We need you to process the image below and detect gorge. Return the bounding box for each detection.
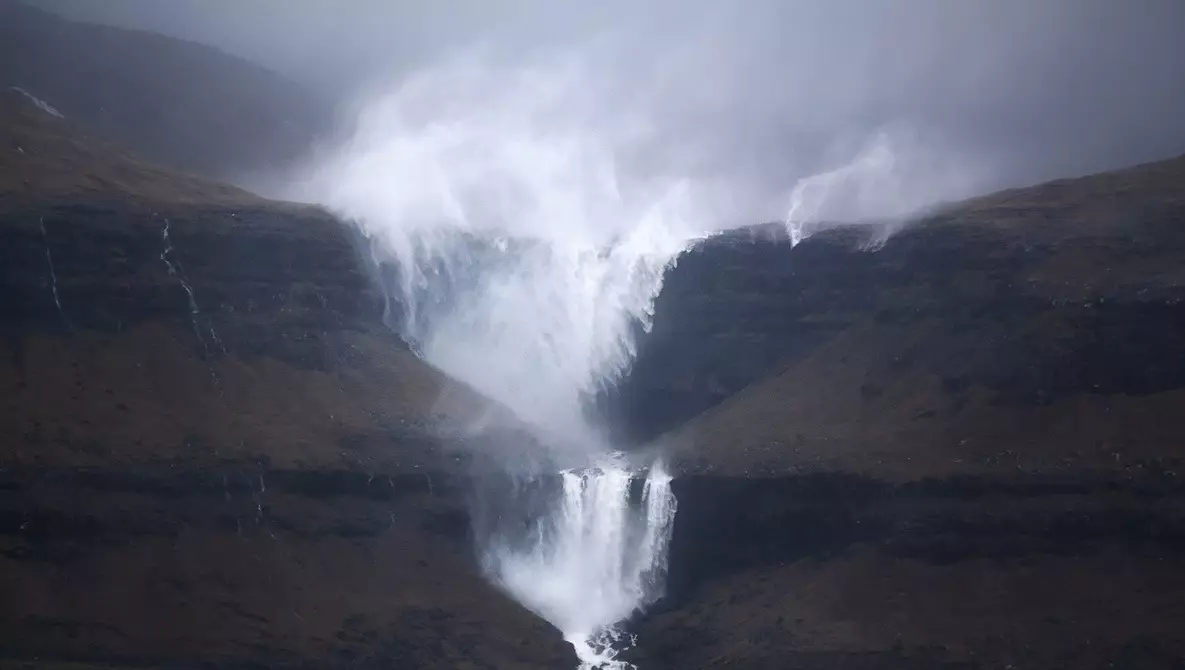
[5,3,1185,668]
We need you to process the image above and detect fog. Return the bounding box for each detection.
[32,0,1185,207]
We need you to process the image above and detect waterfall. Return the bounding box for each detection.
[487,459,676,667]
[297,55,702,666]
[294,46,913,665]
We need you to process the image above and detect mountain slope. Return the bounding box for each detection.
[659,154,1185,478]
[0,1,331,181]
[615,155,1185,668]
[0,93,572,668]
[1,88,259,207]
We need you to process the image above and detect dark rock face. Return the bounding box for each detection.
[604,157,1185,667]
[0,199,574,669]
[665,472,1185,596]
[625,472,1185,668]
[1,201,376,345]
[616,207,1185,446]
[0,464,573,669]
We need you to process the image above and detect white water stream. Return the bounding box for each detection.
[298,57,697,666]
[490,460,677,667]
[297,52,909,668]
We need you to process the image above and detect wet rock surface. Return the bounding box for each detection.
[608,156,1185,667]
[0,464,576,670]
[2,91,574,669]
[612,470,1185,668]
[615,167,1185,449]
[0,196,574,669]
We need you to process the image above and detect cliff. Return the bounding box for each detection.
[0,91,573,668]
[616,154,1185,668]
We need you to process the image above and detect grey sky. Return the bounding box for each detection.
[31,0,1185,208]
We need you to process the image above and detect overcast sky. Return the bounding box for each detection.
[32,0,1185,211]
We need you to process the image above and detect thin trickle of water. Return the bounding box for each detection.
[159,218,227,356]
[38,217,70,330]
[11,86,64,118]
[159,218,228,399]
[160,219,205,345]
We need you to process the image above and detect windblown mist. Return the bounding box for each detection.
[42,0,1185,194]
[296,54,705,666]
[243,3,1184,667]
[293,51,960,441]
[291,39,978,666]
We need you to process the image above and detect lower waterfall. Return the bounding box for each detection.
[484,457,677,668]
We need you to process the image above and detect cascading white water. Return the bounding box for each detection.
[295,49,917,668]
[297,55,700,666]
[488,458,676,667]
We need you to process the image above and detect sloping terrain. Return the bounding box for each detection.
[0,0,330,181]
[0,93,572,668]
[662,154,1185,478]
[7,8,1185,663]
[1,89,259,207]
[616,155,1185,668]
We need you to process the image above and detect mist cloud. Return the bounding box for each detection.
[33,0,1185,206]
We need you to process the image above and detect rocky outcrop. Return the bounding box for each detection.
[0,95,573,668]
[0,467,572,669]
[622,472,1185,668]
[610,155,1185,668]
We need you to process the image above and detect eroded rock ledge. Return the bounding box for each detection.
[622,471,1185,669]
